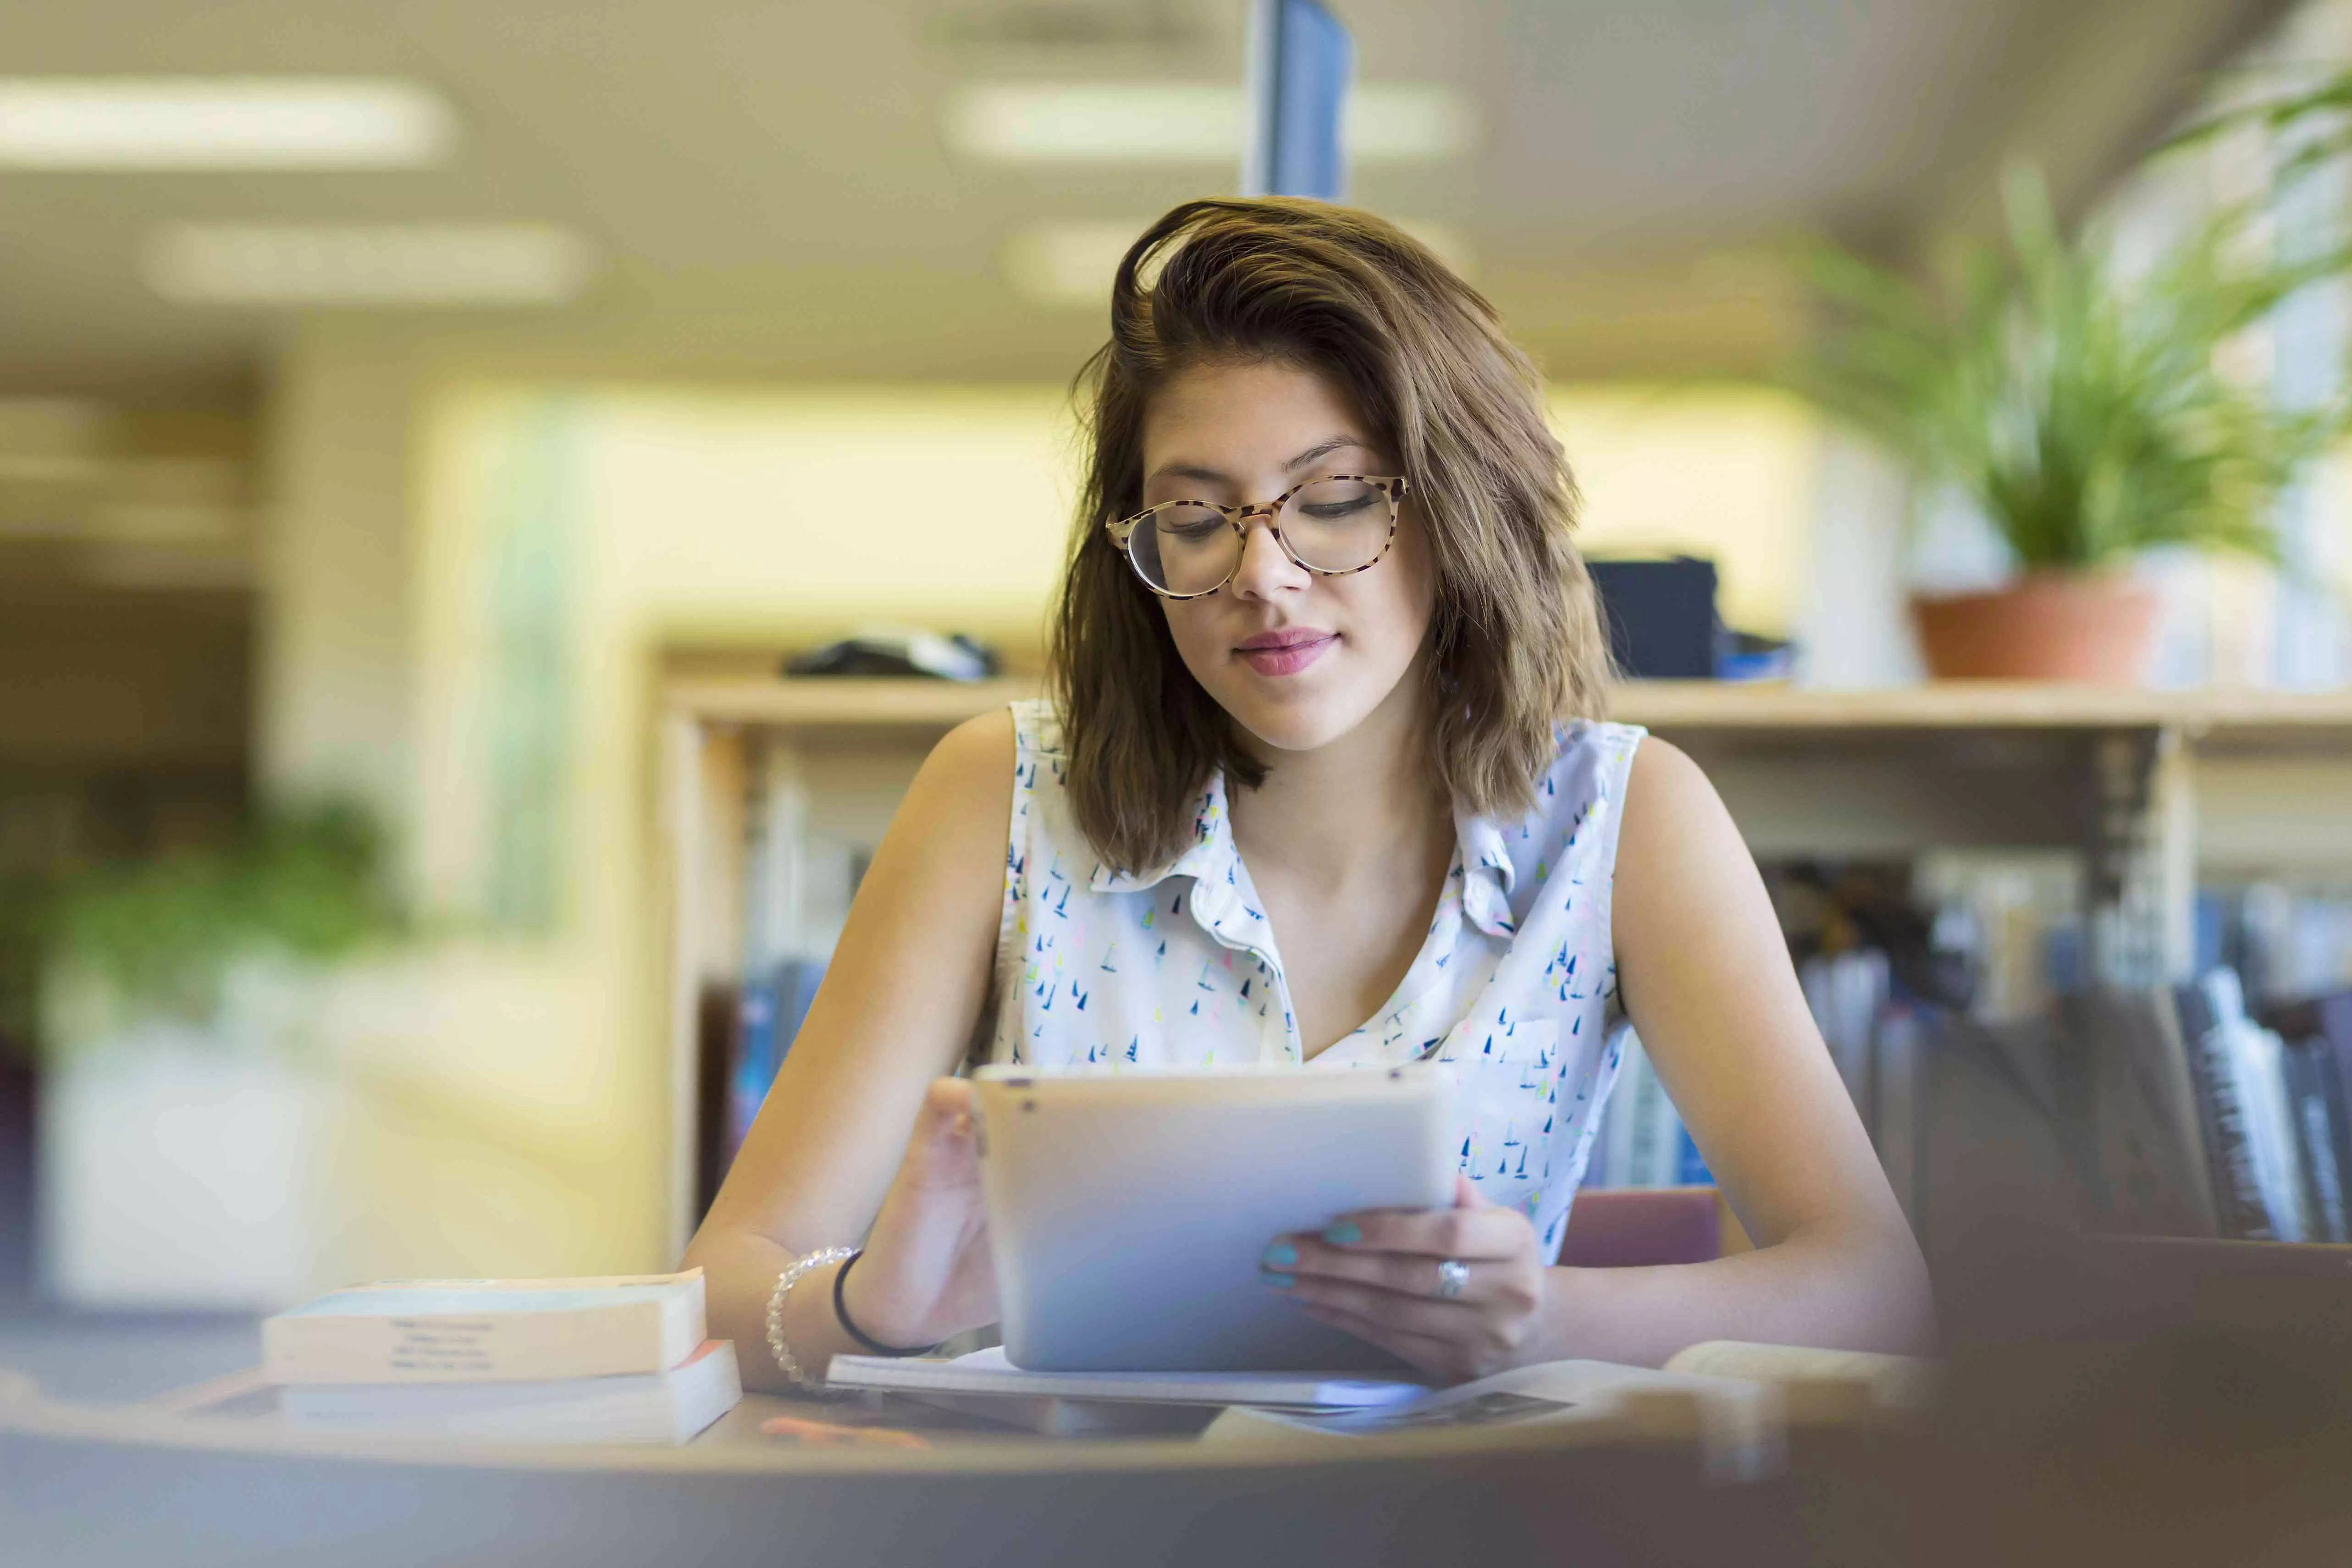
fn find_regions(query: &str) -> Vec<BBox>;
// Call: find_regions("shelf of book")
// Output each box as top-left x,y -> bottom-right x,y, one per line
664,675 -> 2352,738
655,672 -> 2352,1259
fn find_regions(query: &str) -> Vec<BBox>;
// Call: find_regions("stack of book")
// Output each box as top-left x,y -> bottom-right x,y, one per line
2183,975 -> 2352,1244
259,1269 -> 742,1444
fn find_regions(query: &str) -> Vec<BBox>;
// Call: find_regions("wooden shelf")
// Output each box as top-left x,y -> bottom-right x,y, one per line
655,669 -> 2352,1258
665,676 -> 1038,729
665,675 -> 2352,739
1616,681 -> 2352,736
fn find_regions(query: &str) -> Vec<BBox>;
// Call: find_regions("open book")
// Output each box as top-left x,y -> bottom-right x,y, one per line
828,1340 -> 1934,1442
1200,1340 -> 1937,1448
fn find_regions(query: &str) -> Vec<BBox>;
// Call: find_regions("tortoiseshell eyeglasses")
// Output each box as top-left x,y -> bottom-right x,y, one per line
1104,475 -> 1411,600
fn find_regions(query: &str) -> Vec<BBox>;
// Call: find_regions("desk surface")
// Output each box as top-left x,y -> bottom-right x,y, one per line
4,1386 -> 1826,1568
8,1309 -> 2345,1568
3,1376 -> 1679,1478
0,1306 -> 1697,1475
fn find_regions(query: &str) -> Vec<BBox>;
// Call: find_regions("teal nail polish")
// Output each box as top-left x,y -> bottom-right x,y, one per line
1262,1272 -> 1294,1290
1262,1242 -> 1298,1269
1322,1220 -> 1361,1246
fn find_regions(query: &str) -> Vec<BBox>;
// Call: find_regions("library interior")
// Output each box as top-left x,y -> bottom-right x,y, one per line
4,0 -> 2352,1563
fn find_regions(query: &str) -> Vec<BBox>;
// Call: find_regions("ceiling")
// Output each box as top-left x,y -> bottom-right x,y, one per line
0,0 -> 2299,398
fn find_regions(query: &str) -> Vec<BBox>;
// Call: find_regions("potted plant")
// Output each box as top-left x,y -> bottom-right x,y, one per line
1796,167 -> 2348,681
36,801 -> 403,1308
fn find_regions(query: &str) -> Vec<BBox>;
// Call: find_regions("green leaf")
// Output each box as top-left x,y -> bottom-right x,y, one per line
40,798 -> 405,1042
1784,160 -> 2352,571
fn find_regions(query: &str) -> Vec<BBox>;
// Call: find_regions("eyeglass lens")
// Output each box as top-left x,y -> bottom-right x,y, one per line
1128,478 -> 1390,595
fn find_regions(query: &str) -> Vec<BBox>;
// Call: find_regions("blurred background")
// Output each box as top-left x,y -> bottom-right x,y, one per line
3,0 -> 2351,1336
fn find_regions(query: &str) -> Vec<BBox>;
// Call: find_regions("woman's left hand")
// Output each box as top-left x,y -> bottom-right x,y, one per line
1263,1174 -> 1549,1384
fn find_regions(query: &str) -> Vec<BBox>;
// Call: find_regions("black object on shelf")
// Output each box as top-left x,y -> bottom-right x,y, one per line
784,629 -> 999,681
1587,557 -> 1725,680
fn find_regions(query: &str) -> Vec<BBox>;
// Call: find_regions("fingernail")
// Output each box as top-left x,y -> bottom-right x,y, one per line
1322,1221 -> 1361,1246
1262,1242 -> 1298,1269
1262,1272 -> 1294,1290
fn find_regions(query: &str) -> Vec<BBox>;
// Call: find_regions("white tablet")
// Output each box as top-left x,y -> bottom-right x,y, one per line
971,1064 -> 1458,1372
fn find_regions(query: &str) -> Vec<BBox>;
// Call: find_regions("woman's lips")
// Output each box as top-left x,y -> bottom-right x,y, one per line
1237,633 -> 1336,677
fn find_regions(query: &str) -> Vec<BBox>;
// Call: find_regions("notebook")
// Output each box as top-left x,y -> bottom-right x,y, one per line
277,1340 -> 742,1445
263,1270 -> 707,1384
824,1345 -> 1424,1410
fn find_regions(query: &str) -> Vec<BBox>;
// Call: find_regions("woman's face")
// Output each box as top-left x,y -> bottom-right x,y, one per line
1137,358 -> 1437,756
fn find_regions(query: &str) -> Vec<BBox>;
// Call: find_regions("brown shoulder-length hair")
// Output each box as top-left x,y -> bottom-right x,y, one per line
1049,197 -> 1613,875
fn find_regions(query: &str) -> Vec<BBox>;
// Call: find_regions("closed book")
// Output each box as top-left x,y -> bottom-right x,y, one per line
280,1339 -> 741,1445
1873,1003 -> 1923,1225
264,1270 -> 706,1385
2175,974 -> 2273,1240
2264,992 -> 2352,1246
2067,990 -> 2219,1237
2222,1016 -> 2309,1242
1597,1031 -> 1675,1189
2132,989 -> 2221,1237
2280,1041 -> 2351,1244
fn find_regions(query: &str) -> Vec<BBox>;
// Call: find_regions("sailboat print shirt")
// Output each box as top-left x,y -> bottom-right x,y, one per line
987,700 -> 1648,1262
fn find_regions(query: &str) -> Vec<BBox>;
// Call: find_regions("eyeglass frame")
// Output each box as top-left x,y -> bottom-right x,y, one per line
1103,475 -> 1412,601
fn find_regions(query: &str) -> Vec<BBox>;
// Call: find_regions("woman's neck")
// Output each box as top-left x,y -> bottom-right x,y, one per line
1226,666 -> 1454,893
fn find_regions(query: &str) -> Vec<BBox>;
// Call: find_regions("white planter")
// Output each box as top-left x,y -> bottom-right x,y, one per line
38,963 -> 347,1311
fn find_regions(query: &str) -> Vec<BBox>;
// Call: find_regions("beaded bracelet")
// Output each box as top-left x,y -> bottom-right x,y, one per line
765,1245 -> 856,1395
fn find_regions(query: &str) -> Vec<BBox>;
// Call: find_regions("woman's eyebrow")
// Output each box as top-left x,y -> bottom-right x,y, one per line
1144,435 -> 1369,489
1146,460 -> 1231,486
1284,435 -> 1368,470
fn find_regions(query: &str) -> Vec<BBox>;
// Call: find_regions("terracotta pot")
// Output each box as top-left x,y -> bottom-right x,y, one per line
1909,571 -> 2160,683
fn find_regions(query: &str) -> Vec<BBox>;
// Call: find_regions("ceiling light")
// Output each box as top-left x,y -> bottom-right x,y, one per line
144,224 -> 594,306
944,81 -> 1474,165
1001,217 -> 1472,307
0,77 -> 454,169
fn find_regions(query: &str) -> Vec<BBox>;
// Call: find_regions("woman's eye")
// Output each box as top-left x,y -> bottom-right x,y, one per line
1299,496 -> 1375,520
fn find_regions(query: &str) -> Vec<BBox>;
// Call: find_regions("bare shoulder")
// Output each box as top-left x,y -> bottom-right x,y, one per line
1618,735 -> 1730,850
1614,735 -> 1756,919
918,707 -> 1017,805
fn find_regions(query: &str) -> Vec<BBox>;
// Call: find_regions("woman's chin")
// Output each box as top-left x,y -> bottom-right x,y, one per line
1219,684 -> 1385,756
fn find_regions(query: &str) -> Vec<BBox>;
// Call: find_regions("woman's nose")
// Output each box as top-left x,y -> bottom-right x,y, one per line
1227,515 -> 1308,600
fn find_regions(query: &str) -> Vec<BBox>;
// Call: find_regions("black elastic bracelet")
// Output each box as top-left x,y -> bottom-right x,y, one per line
831,1248 -> 944,1358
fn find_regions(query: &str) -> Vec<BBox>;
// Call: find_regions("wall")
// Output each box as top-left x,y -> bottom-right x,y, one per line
1554,385 -> 1825,639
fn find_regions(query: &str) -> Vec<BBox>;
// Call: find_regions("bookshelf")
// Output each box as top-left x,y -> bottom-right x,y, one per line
653,674 -> 2352,1254
661,674 -> 2352,735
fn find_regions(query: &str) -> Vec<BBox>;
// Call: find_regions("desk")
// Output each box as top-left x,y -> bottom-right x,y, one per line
2,1380 -> 1836,1568
11,1257 -> 2352,1568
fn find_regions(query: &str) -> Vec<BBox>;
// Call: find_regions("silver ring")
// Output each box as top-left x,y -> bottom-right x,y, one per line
1434,1258 -> 1470,1301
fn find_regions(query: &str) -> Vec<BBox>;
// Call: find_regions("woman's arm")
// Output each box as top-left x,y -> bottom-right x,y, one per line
1546,737 -> 1938,1363
682,709 -> 1014,1389
1270,738 -> 1937,1379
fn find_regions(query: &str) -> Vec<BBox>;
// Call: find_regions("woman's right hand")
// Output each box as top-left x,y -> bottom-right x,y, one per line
835,1077 -> 998,1348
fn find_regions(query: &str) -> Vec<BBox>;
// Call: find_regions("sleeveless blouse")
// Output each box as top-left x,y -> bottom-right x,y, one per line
988,700 -> 1647,1261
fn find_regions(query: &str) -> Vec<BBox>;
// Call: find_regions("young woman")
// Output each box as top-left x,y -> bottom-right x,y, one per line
685,198 -> 1935,1391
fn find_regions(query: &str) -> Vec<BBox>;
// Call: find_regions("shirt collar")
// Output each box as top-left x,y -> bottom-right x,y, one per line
1091,771 -> 1521,942
1456,806 -> 1519,939
1088,771 -> 1234,894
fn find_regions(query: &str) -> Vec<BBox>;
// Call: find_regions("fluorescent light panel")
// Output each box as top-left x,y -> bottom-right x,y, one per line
0,77 -> 453,169
144,224 -> 593,306
944,81 -> 1473,166
1001,218 -> 1472,307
